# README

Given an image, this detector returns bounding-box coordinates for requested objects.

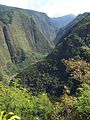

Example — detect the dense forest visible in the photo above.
[0,5,90,120]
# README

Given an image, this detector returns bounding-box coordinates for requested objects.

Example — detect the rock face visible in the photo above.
[0,5,59,71]
[0,22,11,70]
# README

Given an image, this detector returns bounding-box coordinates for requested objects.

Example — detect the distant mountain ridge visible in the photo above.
[52,14,76,29]
[51,12,90,61]
[54,13,88,44]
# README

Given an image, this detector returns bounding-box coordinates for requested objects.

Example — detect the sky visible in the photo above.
[0,0,90,17]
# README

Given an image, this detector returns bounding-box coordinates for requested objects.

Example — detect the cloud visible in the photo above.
[0,0,28,9]
[0,0,51,9]
[27,0,48,8]
[0,0,90,17]
[35,0,90,17]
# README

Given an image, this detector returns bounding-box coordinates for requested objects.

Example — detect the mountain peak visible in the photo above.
[51,14,76,29]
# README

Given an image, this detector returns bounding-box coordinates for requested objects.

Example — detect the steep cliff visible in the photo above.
[0,5,58,75]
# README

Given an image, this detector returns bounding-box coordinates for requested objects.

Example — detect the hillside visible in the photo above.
[54,12,89,44]
[0,5,59,76]
[15,12,90,98]
[0,4,90,120]
[9,13,90,120]
[52,12,90,61]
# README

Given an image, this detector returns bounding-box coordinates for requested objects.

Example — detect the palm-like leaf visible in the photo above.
[0,111,21,120]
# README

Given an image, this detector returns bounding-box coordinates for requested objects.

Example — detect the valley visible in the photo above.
[0,5,90,120]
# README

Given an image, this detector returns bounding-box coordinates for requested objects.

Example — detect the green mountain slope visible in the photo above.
[54,12,88,44]
[15,12,90,98]
[0,11,90,120]
[52,13,90,61]
[0,5,59,75]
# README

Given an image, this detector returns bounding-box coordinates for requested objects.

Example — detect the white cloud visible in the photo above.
[0,0,49,9]
[0,0,28,9]
[0,0,90,17]
[36,0,90,17]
